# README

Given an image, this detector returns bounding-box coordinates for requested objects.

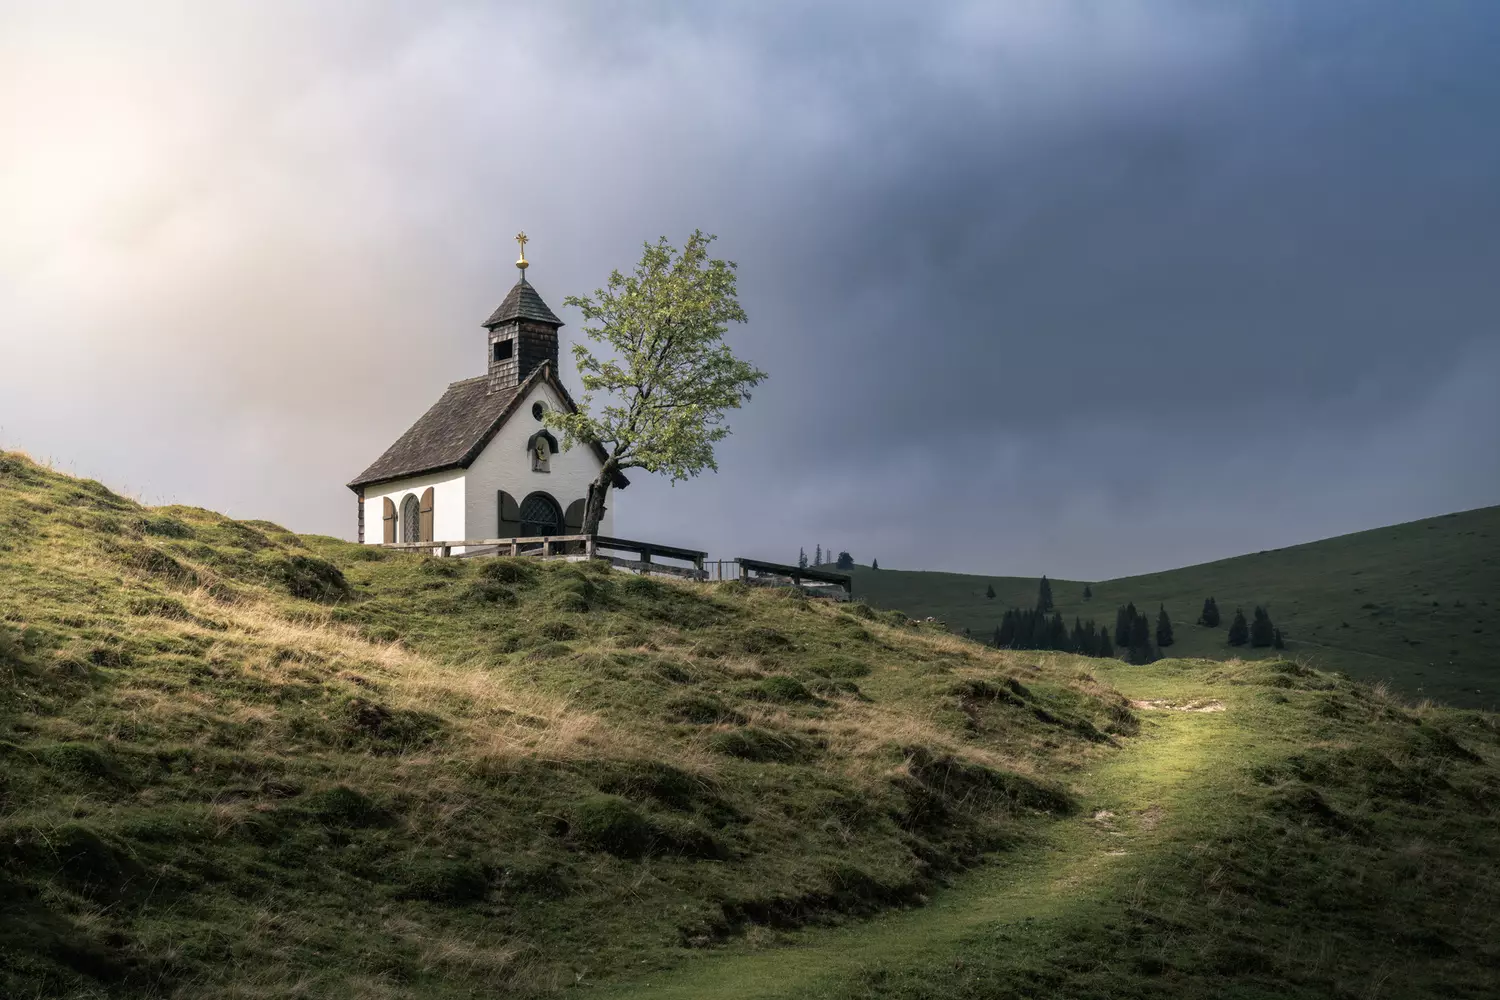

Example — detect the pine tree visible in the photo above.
[798,547,808,569]
[1227,609,1249,647]
[1097,626,1114,658]
[813,544,822,566]
[985,584,996,600]
[1115,602,1137,647]
[1083,584,1092,600]
[1272,628,1286,650]
[836,551,854,570]
[1198,597,1221,628]
[997,612,1015,648]
[1128,612,1156,664]
[1155,605,1174,648]
[1037,576,1054,613]
[872,558,879,570]
[1250,606,1275,648]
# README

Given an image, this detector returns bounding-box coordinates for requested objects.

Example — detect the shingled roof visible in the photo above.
[482,277,562,328]
[347,364,625,490]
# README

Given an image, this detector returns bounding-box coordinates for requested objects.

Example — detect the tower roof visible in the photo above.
[482,276,562,329]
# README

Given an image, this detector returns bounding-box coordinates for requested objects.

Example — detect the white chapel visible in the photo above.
[347,236,627,546]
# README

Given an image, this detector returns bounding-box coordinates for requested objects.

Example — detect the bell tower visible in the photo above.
[484,232,563,393]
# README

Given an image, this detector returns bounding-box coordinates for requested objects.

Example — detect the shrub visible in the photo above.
[391,857,490,903]
[259,553,350,602]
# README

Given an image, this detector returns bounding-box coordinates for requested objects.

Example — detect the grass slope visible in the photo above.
[1,450,1497,999]
[845,505,1500,708]
[0,451,1123,998]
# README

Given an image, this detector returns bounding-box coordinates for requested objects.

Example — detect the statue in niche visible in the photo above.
[532,436,550,473]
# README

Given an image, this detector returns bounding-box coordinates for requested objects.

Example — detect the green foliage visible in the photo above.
[547,231,768,531]
[1036,575,1053,613]
[1198,595,1221,627]
[985,584,995,599]
[1155,604,1174,647]
[1228,608,1250,646]
[1250,605,1276,647]
[835,551,854,570]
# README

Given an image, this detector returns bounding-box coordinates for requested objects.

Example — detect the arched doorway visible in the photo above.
[519,491,562,537]
[400,494,421,543]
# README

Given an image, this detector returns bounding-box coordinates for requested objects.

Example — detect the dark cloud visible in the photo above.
[2,1,1496,578]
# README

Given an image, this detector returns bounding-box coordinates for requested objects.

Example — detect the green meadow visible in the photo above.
[844,505,1500,709]
[2,450,1497,998]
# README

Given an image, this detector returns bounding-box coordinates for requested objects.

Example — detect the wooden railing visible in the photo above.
[735,557,853,599]
[381,538,849,597]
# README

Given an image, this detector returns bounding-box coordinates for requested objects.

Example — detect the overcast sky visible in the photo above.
[2,1,1497,579]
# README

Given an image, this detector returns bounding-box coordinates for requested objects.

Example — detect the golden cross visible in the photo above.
[515,231,529,270]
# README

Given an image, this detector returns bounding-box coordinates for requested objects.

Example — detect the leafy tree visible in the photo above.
[835,551,854,570]
[1198,597,1221,628]
[798,547,808,570]
[1227,608,1249,647]
[548,231,768,534]
[1037,576,1054,613]
[1083,584,1092,600]
[1250,606,1276,648]
[1155,605,1174,648]
[872,558,879,570]
[985,584,996,600]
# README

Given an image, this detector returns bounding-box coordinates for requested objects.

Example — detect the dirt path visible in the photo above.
[594,700,1235,1000]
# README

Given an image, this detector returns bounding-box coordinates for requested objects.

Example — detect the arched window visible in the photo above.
[519,491,562,537]
[400,494,421,543]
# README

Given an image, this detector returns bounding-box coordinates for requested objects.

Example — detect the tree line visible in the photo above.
[982,580,1286,662]
[797,547,867,571]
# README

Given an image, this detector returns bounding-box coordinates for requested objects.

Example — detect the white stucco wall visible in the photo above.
[463,380,615,539]
[360,469,466,545]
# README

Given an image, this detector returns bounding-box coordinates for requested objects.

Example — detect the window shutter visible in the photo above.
[497,490,520,538]
[564,499,586,534]
[419,487,435,542]
[382,497,396,544]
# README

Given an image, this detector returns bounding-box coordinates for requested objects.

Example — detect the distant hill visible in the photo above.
[844,506,1500,709]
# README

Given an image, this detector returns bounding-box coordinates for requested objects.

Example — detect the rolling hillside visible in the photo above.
[844,505,1500,709]
[1,450,1498,999]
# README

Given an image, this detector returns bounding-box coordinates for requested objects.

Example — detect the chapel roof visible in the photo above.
[346,364,626,491]
[482,276,562,329]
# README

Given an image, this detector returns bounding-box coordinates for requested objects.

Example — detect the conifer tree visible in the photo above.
[1250,606,1275,648]
[1227,608,1249,647]
[1037,576,1054,613]
[1128,612,1156,664]
[872,558,879,570]
[1115,602,1138,647]
[986,584,996,600]
[1198,597,1221,628]
[798,547,808,569]
[1083,584,1092,600]
[1097,626,1114,658]
[997,612,1015,648]
[1272,628,1286,650]
[836,551,854,570]
[1155,605,1174,648]
[813,544,822,566]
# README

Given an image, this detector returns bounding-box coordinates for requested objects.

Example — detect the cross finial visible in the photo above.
[515,231,529,271]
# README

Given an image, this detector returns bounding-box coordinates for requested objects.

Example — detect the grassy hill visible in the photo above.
[844,505,1500,709]
[1,450,1498,999]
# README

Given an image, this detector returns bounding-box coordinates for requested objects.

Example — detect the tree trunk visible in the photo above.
[582,471,612,537]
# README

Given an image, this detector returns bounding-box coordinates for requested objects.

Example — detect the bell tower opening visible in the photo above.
[484,231,562,393]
